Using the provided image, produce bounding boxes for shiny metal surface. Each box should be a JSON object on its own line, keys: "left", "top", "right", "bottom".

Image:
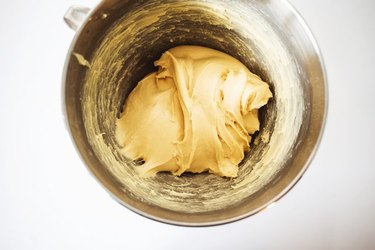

{"left": 63, "top": 0, "right": 327, "bottom": 226}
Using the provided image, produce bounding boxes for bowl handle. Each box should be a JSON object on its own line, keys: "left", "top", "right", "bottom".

{"left": 63, "top": 5, "right": 91, "bottom": 31}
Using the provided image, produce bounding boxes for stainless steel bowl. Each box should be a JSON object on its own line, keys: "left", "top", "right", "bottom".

{"left": 63, "top": 0, "right": 327, "bottom": 226}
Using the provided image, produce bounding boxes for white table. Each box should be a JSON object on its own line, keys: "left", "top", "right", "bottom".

{"left": 1, "top": 0, "right": 374, "bottom": 249}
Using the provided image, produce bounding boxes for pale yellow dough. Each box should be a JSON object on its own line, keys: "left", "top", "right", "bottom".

{"left": 116, "top": 46, "right": 272, "bottom": 177}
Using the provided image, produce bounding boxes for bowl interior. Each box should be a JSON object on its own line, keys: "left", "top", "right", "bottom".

{"left": 64, "top": 0, "right": 326, "bottom": 225}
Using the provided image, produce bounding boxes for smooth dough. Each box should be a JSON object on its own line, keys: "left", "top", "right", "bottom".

{"left": 116, "top": 45, "right": 272, "bottom": 177}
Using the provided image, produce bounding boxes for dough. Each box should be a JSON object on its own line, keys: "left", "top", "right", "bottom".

{"left": 116, "top": 45, "right": 272, "bottom": 177}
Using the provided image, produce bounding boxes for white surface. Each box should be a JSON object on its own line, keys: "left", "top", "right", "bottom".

{"left": 0, "top": 0, "right": 374, "bottom": 249}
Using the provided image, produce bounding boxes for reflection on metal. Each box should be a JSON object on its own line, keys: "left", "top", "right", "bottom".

{"left": 63, "top": 5, "right": 90, "bottom": 31}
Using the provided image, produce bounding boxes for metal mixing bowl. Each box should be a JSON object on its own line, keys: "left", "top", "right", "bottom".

{"left": 63, "top": 0, "right": 327, "bottom": 226}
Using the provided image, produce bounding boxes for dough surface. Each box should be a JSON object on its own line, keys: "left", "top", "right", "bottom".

{"left": 116, "top": 45, "right": 272, "bottom": 177}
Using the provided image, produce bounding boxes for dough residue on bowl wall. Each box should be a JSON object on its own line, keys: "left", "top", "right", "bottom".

{"left": 81, "top": 0, "right": 304, "bottom": 213}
